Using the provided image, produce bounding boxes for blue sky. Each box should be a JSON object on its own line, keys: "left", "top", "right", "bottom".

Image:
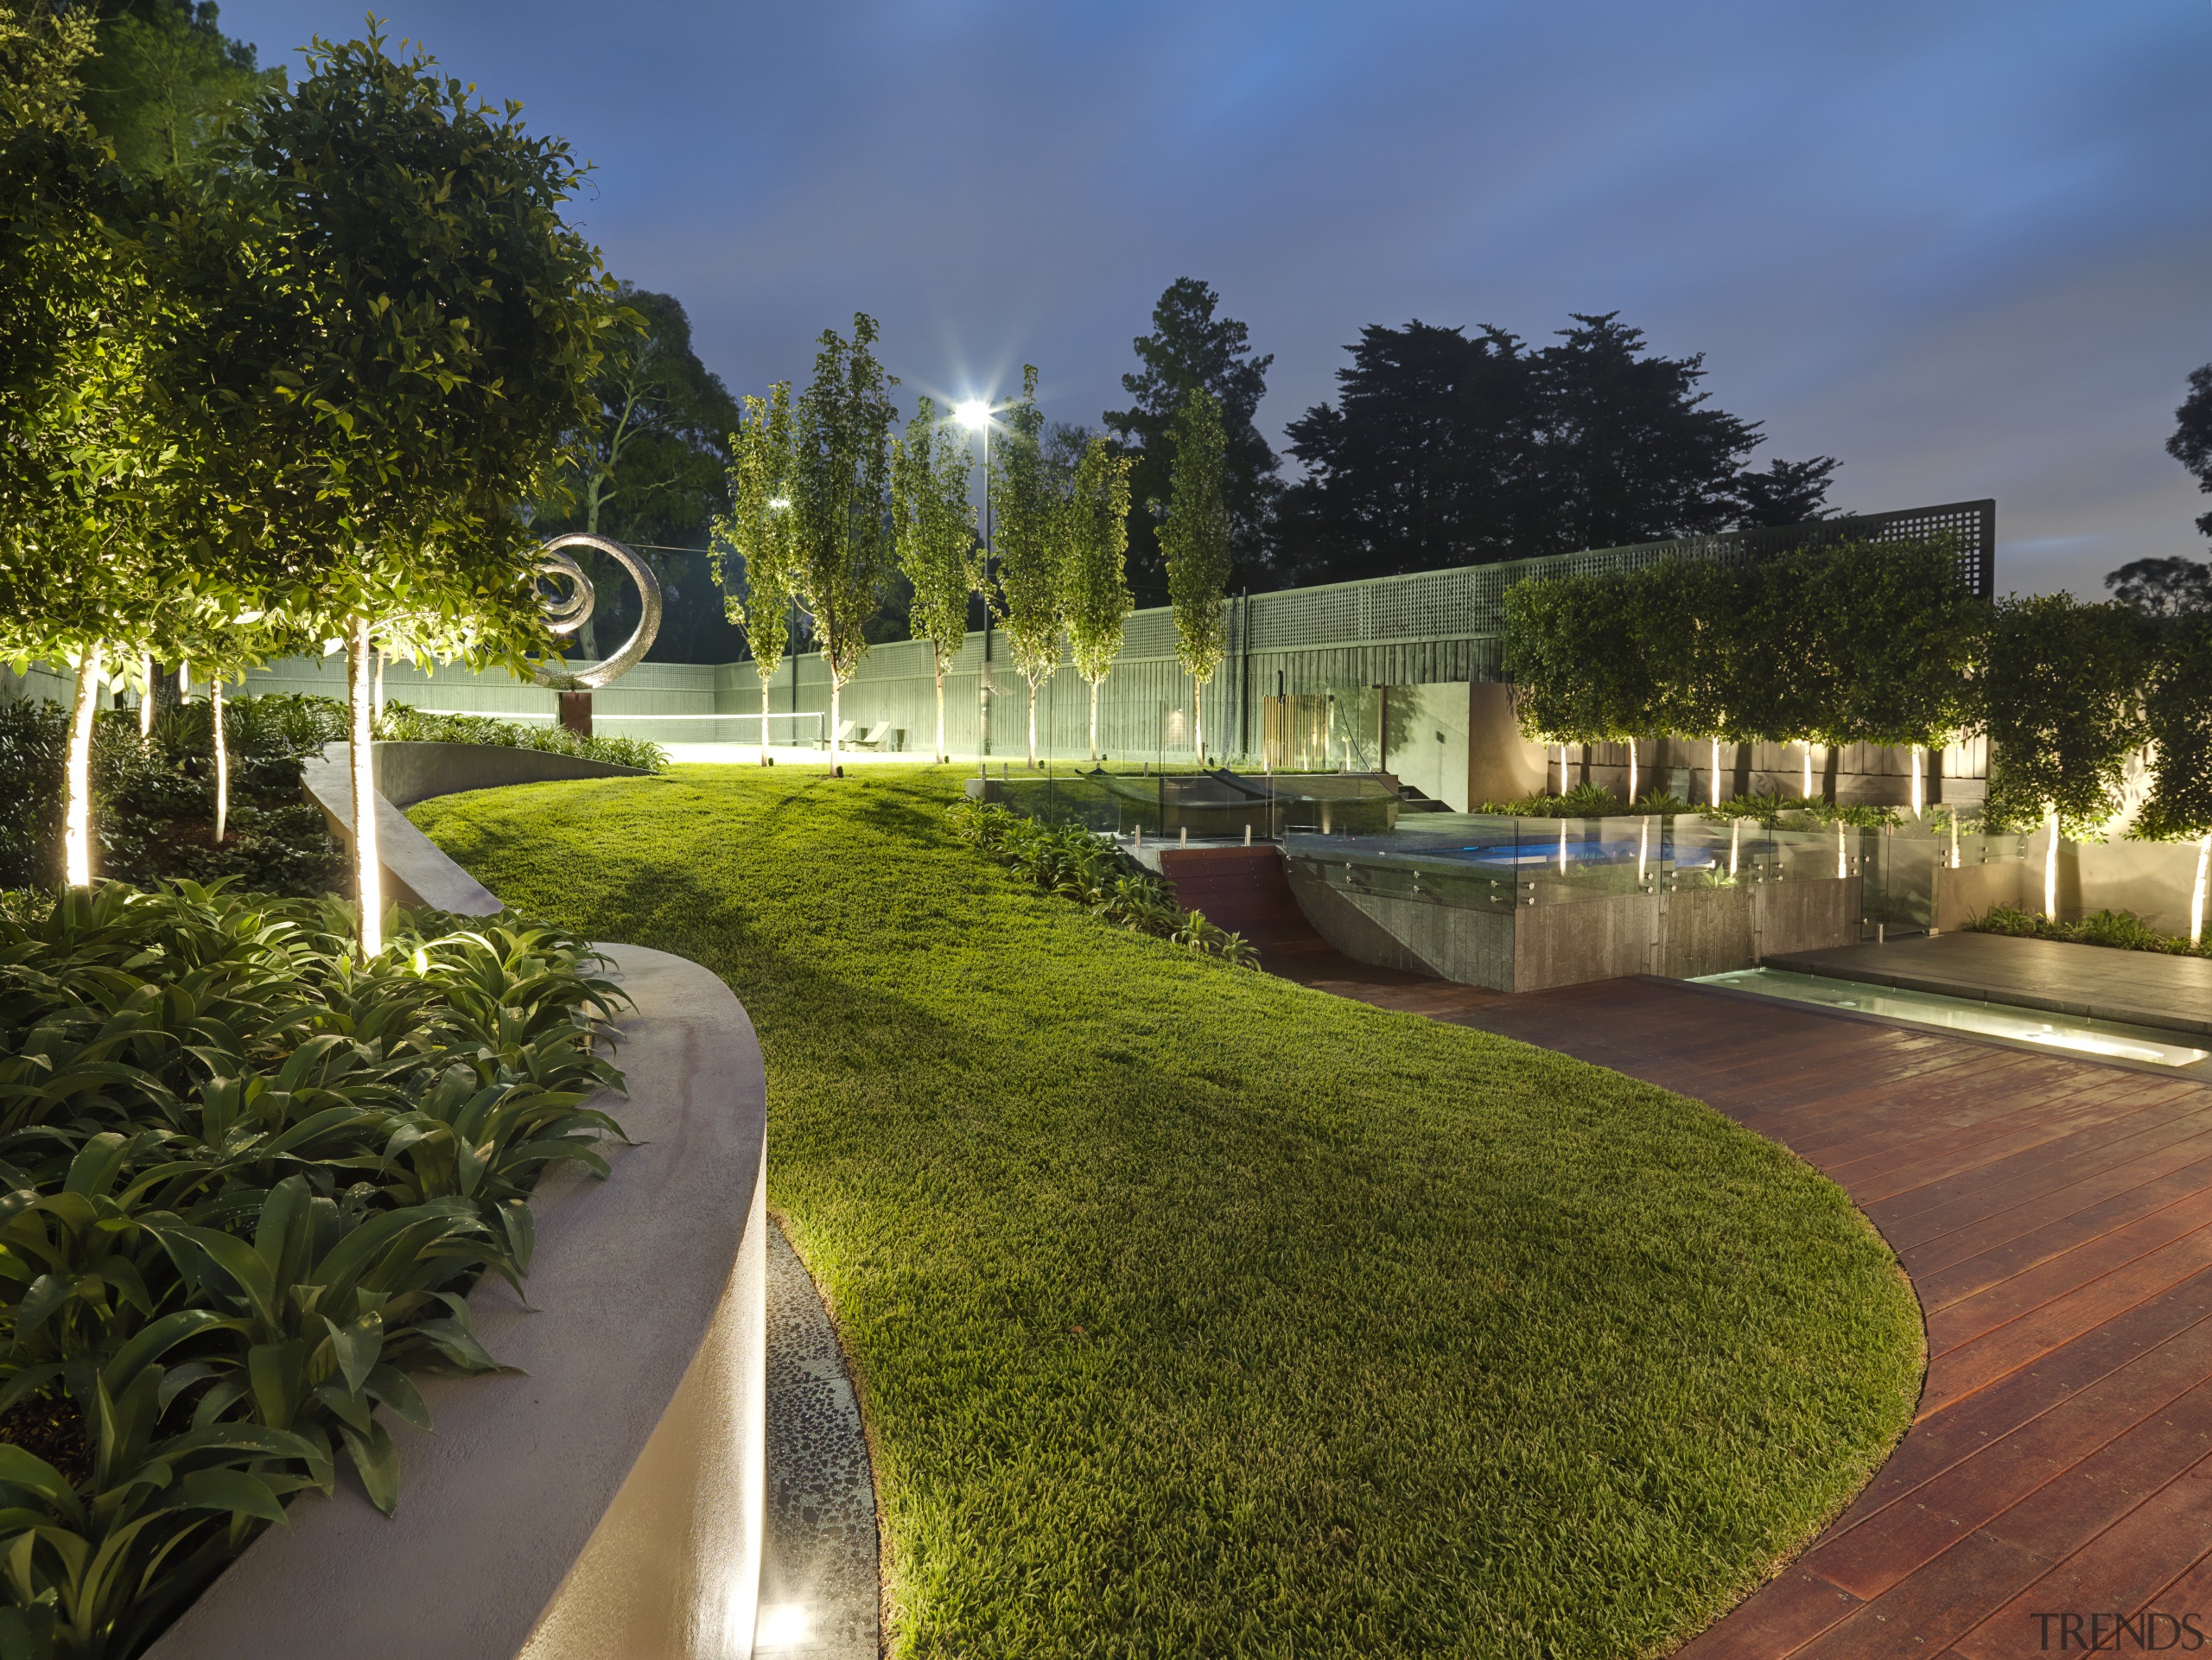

{"left": 219, "top": 1, "right": 2212, "bottom": 596}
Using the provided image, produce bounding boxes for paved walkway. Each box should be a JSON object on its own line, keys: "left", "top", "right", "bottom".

{"left": 1770, "top": 932, "right": 2212, "bottom": 1039}
{"left": 1336, "top": 974, "right": 2212, "bottom": 1658}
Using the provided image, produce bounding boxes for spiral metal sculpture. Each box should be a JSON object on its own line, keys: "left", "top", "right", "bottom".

{"left": 531, "top": 531, "right": 663, "bottom": 690}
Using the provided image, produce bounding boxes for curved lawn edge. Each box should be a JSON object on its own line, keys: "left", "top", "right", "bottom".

{"left": 412, "top": 761, "right": 1926, "bottom": 1659}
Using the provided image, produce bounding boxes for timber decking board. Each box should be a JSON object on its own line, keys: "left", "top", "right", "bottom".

{"left": 1306, "top": 971, "right": 2212, "bottom": 1657}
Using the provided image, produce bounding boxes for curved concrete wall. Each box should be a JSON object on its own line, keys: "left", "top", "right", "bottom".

{"left": 153, "top": 750, "right": 767, "bottom": 1659}
{"left": 302, "top": 742, "right": 647, "bottom": 916}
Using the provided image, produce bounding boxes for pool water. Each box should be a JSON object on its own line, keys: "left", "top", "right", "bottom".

{"left": 1694, "top": 968, "right": 2212, "bottom": 1069}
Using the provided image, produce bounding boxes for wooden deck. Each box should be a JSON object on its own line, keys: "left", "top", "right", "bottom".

{"left": 1342, "top": 974, "right": 2212, "bottom": 1657}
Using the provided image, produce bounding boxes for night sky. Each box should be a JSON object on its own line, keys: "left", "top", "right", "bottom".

{"left": 219, "top": 1, "right": 2212, "bottom": 598}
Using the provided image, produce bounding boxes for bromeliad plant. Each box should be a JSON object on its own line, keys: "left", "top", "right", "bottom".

{"left": 946, "top": 800, "right": 1259, "bottom": 967}
{"left": 0, "top": 881, "right": 626, "bottom": 1659}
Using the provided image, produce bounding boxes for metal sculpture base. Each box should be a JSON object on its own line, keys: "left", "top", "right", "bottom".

{"left": 558, "top": 692, "right": 593, "bottom": 739}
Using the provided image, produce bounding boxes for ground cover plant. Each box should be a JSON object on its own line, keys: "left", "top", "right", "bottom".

{"left": 412, "top": 762, "right": 1924, "bottom": 1660}
{"left": 0, "top": 882, "right": 624, "bottom": 1658}
{"left": 1968, "top": 902, "right": 2212, "bottom": 958}
{"left": 947, "top": 799, "right": 1257, "bottom": 964}
{"left": 0, "top": 696, "right": 345, "bottom": 895}
{"left": 374, "top": 701, "right": 668, "bottom": 773}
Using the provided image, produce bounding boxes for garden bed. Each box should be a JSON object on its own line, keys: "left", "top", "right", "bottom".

{"left": 0, "top": 883, "right": 626, "bottom": 1657}
{"left": 412, "top": 761, "right": 1924, "bottom": 1659}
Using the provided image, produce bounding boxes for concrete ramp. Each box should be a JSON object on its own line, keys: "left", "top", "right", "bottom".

{"left": 1158, "top": 846, "right": 1432, "bottom": 990}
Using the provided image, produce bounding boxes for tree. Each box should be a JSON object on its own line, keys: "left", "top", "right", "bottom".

{"left": 2171, "top": 363, "right": 2212, "bottom": 539}
{"left": 1274, "top": 311, "right": 1839, "bottom": 584}
{"left": 2106, "top": 556, "right": 2212, "bottom": 619}
{"left": 713, "top": 385, "right": 798, "bottom": 765}
{"left": 200, "top": 27, "right": 613, "bottom": 956}
{"left": 2136, "top": 611, "right": 2212, "bottom": 942}
{"left": 791, "top": 314, "right": 898, "bottom": 779}
{"left": 1802, "top": 537, "right": 1986, "bottom": 815}
{"left": 77, "top": 0, "right": 272, "bottom": 181}
{"left": 1103, "top": 277, "right": 1279, "bottom": 600}
{"left": 988, "top": 366, "right": 1062, "bottom": 769}
{"left": 1276, "top": 321, "right": 1541, "bottom": 587}
{"left": 537, "top": 284, "right": 739, "bottom": 658}
{"left": 1063, "top": 436, "right": 1134, "bottom": 763}
{"left": 1982, "top": 595, "right": 2151, "bottom": 918}
{"left": 0, "top": 0, "right": 209, "bottom": 887}
{"left": 1160, "top": 388, "right": 1232, "bottom": 765}
{"left": 1734, "top": 456, "right": 1841, "bottom": 527}
{"left": 890, "top": 396, "right": 977, "bottom": 763}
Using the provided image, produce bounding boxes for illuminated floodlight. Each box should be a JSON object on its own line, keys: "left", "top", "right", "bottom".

{"left": 767, "top": 495, "right": 791, "bottom": 511}
{"left": 755, "top": 1603, "right": 810, "bottom": 1648}
{"left": 954, "top": 399, "right": 990, "bottom": 431}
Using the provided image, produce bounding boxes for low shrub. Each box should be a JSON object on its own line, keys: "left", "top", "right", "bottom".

{"left": 0, "top": 698, "right": 343, "bottom": 895}
{"left": 1475, "top": 782, "right": 1622, "bottom": 817}
{"left": 375, "top": 702, "right": 668, "bottom": 773}
{"left": 0, "top": 881, "right": 626, "bottom": 1658}
{"left": 946, "top": 799, "right": 1259, "bottom": 967}
{"left": 1969, "top": 902, "right": 2208, "bottom": 957}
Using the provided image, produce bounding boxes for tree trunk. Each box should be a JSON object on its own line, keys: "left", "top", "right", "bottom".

{"left": 1194, "top": 684, "right": 1205, "bottom": 768}
{"left": 2194, "top": 833, "right": 2210, "bottom": 945}
{"left": 64, "top": 646, "right": 103, "bottom": 887}
{"left": 1802, "top": 740, "right": 1814, "bottom": 801}
{"left": 1089, "top": 679, "right": 1099, "bottom": 763}
{"left": 760, "top": 670, "right": 773, "bottom": 766}
{"left": 830, "top": 675, "right": 842, "bottom": 777}
{"left": 1835, "top": 817, "right": 1847, "bottom": 881}
{"left": 373, "top": 649, "right": 386, "bottom": 720}
{"left": 936, "top": 662, "right": 947, "bottom": 764}
{"left": 1626, "top": 741, "right": 1637, "bottom": 805}
{"left": 1027, "top": 677, "right": 1038, "bottom": 769}
{"left": 1728, "top": 815, "right": 1740, "bottom": 879}
{"left": 138, "top": 652, "right": 154, "bottom": 738}
{"left": 1910, "top": 746, "right": 1923, "bottom": 817}
{"left": 1709, "top": 736, "right": 1722, "bottom": 808}
{"left": 2043, "top": 803, "right": 2060, "bottom": 919}
{"left": 348, "top": 617, "right": 383, "bottom": 959}
{"left": 212, "top": 677, "right": 229, "bottom": 845}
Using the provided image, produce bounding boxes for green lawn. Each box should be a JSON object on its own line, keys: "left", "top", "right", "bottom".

{"left": 412, "top": 764, "right": 1922, "bottom": 1659}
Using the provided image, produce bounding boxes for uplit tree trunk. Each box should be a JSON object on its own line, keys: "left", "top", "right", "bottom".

{"left": 1910, "top": 746, "right": 1923, "bottom": 817}
{"left": 1089, "top": 679, "right": 1100, "bottom": 764}
{"left": 348, "top": 617, "right": 384, "bottom": 960}
{"left": 1729, "top": 816, "right": 1740, "bottom": 879}
{"left": 64, "top": 647, "right": 104, "bottom": 887}
{"left": 759, "top": 671, "right": 773, "bottom": 766}
{"left": 2193, "top": 833, "right": 2210, "bottom": 945}
{"left": 212, "top": 677, "right": 230, "bottom": 845}
{"left": 1027, "top": 677, "right": 1039, "bottom": 769}
{"left": 1802, "top": 741, "right": 1814, "bottom": 801}
{"left": 1625, "top": 741, "right": 1637, "bottom": 805}
{"left": 2042, "top": 803, "right": 2060, "bottom": 919}
{"left": 829, "top": 674, "right": 843, "bottom": 777}
{"left": 1709, "top": 736, "right": 1722, "bottom": 808}
{"left": 1835, "top": 818, "right": 1847, "bottom": 881}
{"left": 1194, "top": 681, "right": 1208, "bottom": 766}
{"left": 936, "top": 663, "right": 947, "bottom": 764}
{"left": 373, "top": 648, "right": 386, "bottom": 718}
{"left": 138, "top": 652, "right": 154, "bottom": 739}
{"left": 1555, "top": 743, "right": 1567, "bottom": 795}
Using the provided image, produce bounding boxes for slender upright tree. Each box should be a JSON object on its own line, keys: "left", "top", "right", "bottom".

{"left": 891, "top": 396, "right": 979, "bottom": 763}
{"left": 714, "top": 384, "right": 799, "bottom": 764}
{"left": 791, "top": 314, "right": 898, "bottom": 779}
{"left": 1160, "top": 387, "right": 1233, "bottom": 764}
{"left": 1063, "top": 436, "right": 1134, "bottom": 762}
{"left": 988, "top": 366, "right": 1063, "bottom": 768}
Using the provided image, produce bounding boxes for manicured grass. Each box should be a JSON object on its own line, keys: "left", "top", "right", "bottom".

{"left": 412, "top": 764, "right": 1923, "bottom": 1659}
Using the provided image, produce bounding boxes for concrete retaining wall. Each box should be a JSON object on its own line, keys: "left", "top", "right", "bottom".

{"left": 152, "top": 745, "right": 768, "bottom": 1658}
{"left": 1288, "top": 865, "right": 1859, "bottom": 992}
